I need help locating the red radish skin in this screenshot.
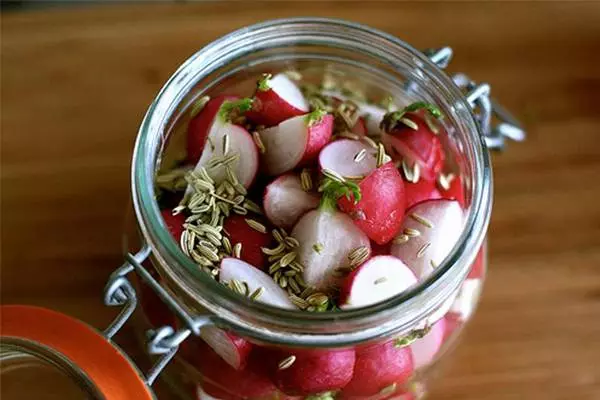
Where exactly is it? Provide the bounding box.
[409,318,446,370]
[292,210,370,291]
[261,113,334,176]
[200,326,253,370]
[439,175,466,207]
[161,209,186,241]
[390,200,464,280]
[219,258,297,309]
[247,73,309,127]
[223,215,273,270]
[467,246,486,279]
[338,162,407,245]
[371,241,391,256]
[184,340,277,399]
[403,178,442,209]
[382,113,445,181]
[188,95,239,164]
[339,256,417,309]
[319,139,378,179]
[197,382,242,400]
[341,341,414,397]
[263,174,319,229]
[353,117,368,135]
[271,349,356,396]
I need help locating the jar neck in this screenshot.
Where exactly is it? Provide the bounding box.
[132,18,492,347]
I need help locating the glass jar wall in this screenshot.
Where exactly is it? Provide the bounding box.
[127,18,492,400]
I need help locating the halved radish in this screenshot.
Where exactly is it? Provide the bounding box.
[340,341,413,397]
[371,241,391,257]
[409,318,446,370]
[185,340,277,399]
[339,256,417,309]
[219,258,297,309]
[390,200,464,280]
[338,162,406,244]
[319,139,378,179]
[353,116,368,135]
[467,246,486,279]
[270,349,356,396]
[382,112,445,181]
[359,102,388,137]
[261,111,334,175]
[161,209,186,241]
[197,382,241,400]
[443,313,463,342]
[439,173,466,207]
[247,73,309,127]
[187,95,240,164]
[199,326,253,371]
[403,178,442,209]
[263,174,319,229]
[449,278,483,321]
[292,209,370,291]
[223,215,274,270]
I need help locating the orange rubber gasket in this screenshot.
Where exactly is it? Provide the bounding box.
[1,305,154,400]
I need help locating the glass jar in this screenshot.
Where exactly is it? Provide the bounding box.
[124,17,525,400]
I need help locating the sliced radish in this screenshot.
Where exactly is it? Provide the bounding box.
[247,73,309,127]
[339,256,417,309]
[467,246,486,279]
[390,200,464,280]
[270,349,356,396]
[439,173,466,207]
[292,209,370,291]
[450,278,483,321]
[197,382,241,400]
[403,178,442,209]
[341,341,413,397]
[382,112,445,181]
[200,326,253,371]
[261,112,334,176]
[223,215,273,270]
[191,121,258,188]
[359,102,388,137]
[187,95,239,164]
[319,139,378,179]
[409,318,446,370]
[219,258,297,309]
[161,209,186,241]
[185,340,277,399]
[338,162,406,244]
[263,174,319,229]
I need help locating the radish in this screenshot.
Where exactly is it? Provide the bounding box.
[467,246,486,279]
[318,139,378,179]
[403,178,442,209]
[247,73,309,127]
[219,258,297,309]
[270,349,356,396]
[161,209,185,241]
[223,215,273,270]
[190,118,258,189]
[187,95,240,164]
[371,241,391,257]
[196,383,241,400]
[450,279,483,321]
[261,111,334,175]
[338,162,406,244]
[381,103,445,181]
[292,208,370,291]
[409,318,446,370]
[263,174,320,229]
[339,256,417,309]
[439,173,466,207]
[390,200,464,280]
[185,340,277,399]
[200,326,253,371]
[340,341,413,397]
[360,102,388,137]
[443,313,463,342]
[353,116,368,135]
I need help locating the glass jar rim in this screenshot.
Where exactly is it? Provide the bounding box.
[132,17,492,346]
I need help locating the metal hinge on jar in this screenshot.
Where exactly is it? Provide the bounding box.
[424,47,526,151]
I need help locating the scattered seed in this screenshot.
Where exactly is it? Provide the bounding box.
[361,136,378,149]
[273,271,281,282]
[393,234,410,244]
[424,113,440,134]
[249,287,264,300]
[280,251,297,267]
[338,131,360,140]
[437,172,455,191]
[410,213,434,228]
[180,230,190,256]
[289,261,305,273]
[189,95,210,118]
[197,245,220,262]
[322,168,345,183]
[379,383,397,396]
[222,134,230,155]
[306,293,329,306]
[243,199,263,214]
[430,259,438,268]
[269,260,282,274]
[288,277,301,293]
[289,294,308,309]
[300,168,313,191]
[374,277,388,285]
[207,136,215,152]
[400,117,419,130]
[284,236,300,248]
[312,243,324,254]
[354,148,367,163]
[222,236,232,255]
[376,143,386,167]
[348,246,370,263]
[262,243,286,256]
[417,242,431,258]
[252,131,266,154]
[233,243,242,258]
[279,276,288,288]
[272,229,284,243]
[404,227,421,237]
[278,355,296,370]
[233,205,247,215]
[245,218,267,234]
[228,279,247,295]
[413,162,421,182]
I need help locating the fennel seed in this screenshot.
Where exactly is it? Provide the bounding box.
[417,242,431,258]
[354,149,367,163]
[410,213,434,228]
[245,218,267,233]
[233,243,242,258]
[404,227,421,237]
[252,131,266,154]
[300,168,313,191]
[278,355,296,370]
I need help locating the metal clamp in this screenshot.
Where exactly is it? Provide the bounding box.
[424,47,526,150]
[102,246,213,386]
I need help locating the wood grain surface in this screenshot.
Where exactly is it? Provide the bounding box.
[2,2,600,399]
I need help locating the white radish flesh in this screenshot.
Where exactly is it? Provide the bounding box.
[263,174,319,229]
[270,73,309,112]
[318,139,378,179]
[450,278,483,321]
[200,326,251,370]
[410,318,446,370]
[260,115,308,175]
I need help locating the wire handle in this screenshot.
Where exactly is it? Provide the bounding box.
[102,246,213,386]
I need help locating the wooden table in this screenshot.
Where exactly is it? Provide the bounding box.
[2,3,600,399]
